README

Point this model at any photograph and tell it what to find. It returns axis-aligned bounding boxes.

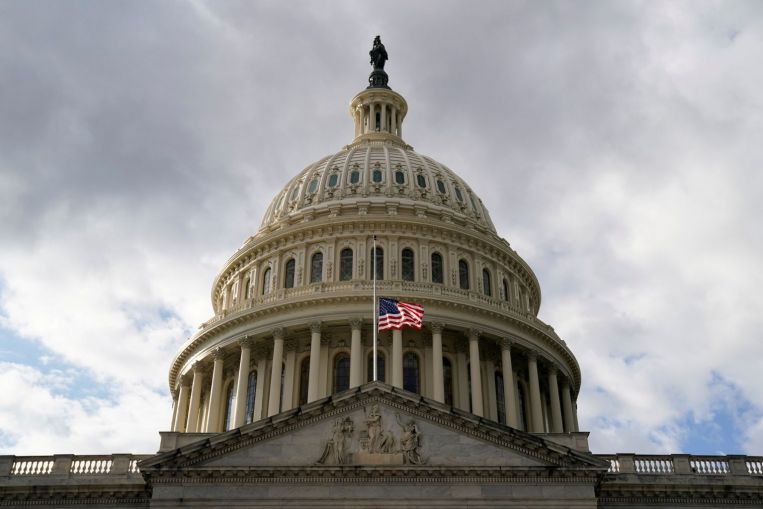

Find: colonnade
[171,321,579,436]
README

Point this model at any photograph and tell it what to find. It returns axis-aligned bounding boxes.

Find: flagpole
[372,235,378,382]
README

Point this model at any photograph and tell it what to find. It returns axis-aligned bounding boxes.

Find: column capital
[500,338,513,351]
[212,347,226,361]
[238,336,254,349]
[180,373,193,386]
[527,349,539,361]
[466,328,481,341]
[272,327,285,340]
[429,321,444,334]
[252,343,269,359]
[547,364,558,375]
[192,360,205,373]
[285,338,298,351]
[349,318,363,331]
[560,378,571,389]
[309,321,322,334]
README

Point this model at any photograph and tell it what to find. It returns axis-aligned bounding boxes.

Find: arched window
[245,371,257,424]
[394,170,405,185]
[401,248,415,281]
[340,248,353,281]
[333,353,350,393]
[307,178,318,194]
[223,382,235,431]
[431,252,443,284]
[403,352,420,393]
[350,170,360,184]
[517,383,528,431]
[502,278,509,302]
[284,258,295,289]
[459,259,469,290]
[372,168,383,183]
[367,352,385,383]
[482,268,492,297]
[328,173,339,188]
[436,179,447,194]
[416,174,427,189]
[262,267,271,295]
[371,246,383,280]
[495,371,506,425]
[243,277,251,299]
[454,187,464,202]
[298,357,310,405]
[310,252,323,283]
[443,357,454,406]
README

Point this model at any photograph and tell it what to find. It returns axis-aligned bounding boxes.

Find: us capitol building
[2,39,762,508]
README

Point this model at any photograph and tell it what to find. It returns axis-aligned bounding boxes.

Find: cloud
[0,1,761,455]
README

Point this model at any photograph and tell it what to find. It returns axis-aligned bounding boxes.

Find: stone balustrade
[598,453,763,477]
[0,454,150,480]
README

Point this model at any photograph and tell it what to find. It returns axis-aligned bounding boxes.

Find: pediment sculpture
[316,403,425,466]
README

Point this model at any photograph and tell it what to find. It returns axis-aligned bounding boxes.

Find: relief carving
[316,417,354,465]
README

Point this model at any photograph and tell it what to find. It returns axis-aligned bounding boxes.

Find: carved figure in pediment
[317,417,354,465]
[365,404,396,453]
[396,413,424,465]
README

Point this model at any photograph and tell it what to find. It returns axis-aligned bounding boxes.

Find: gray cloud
[1,0,761,454]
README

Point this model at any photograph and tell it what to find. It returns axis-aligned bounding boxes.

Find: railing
[0,454,151,478]
[597,454,763,477]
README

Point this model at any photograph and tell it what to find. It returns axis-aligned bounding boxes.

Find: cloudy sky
[1,1,761,456]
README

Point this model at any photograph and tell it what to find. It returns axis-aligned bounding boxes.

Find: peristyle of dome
[166,48,581,442]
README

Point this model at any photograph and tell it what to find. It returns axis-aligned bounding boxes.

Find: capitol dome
[166,46,581,440]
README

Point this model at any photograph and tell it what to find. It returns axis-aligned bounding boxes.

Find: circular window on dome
[307,179,319,194]
[454,187,464,202]
[395,170,405,185]
[372,169,383,183]
[436,179,447,194]
[328,174,339,188]
[416,174,427,189]
[350,170,360,184]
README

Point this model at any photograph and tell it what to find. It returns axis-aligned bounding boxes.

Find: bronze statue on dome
[370,35,388,70]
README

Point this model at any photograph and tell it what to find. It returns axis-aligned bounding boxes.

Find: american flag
[378,298,424,331]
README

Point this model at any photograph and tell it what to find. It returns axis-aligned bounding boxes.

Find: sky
[0,0,761,456]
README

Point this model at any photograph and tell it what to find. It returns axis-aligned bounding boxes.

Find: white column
[391,329,403,388]
[500,339,519,428]
[561,380,576,433]
[186,362,204,433]
[349,319,363,388]
[527,351,544,432]
[380,103,387,133]
[307,322,322,402]
[170,392,179,431]
[232,338,252,428]
[253,352,267,422]
[548,366,564,433]
[268,328,285,417]
[173,376,191,432]
[391,107,397,136]
[369,103,376,131]
[468,329,484,417]
[431,322,444,403]
[205,348,225,433]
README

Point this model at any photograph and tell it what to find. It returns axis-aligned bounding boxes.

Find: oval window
[350,170,360,184]
[307,179,318,194]
[372,169,383,183]
[395,171,405,185]
[416,174,427,188]
[328,174,339,188]
[436,179,446,194]
[290,185,300,200]
[455,187,464,202]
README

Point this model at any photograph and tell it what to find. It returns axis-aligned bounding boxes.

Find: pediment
[140,383,606,474]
